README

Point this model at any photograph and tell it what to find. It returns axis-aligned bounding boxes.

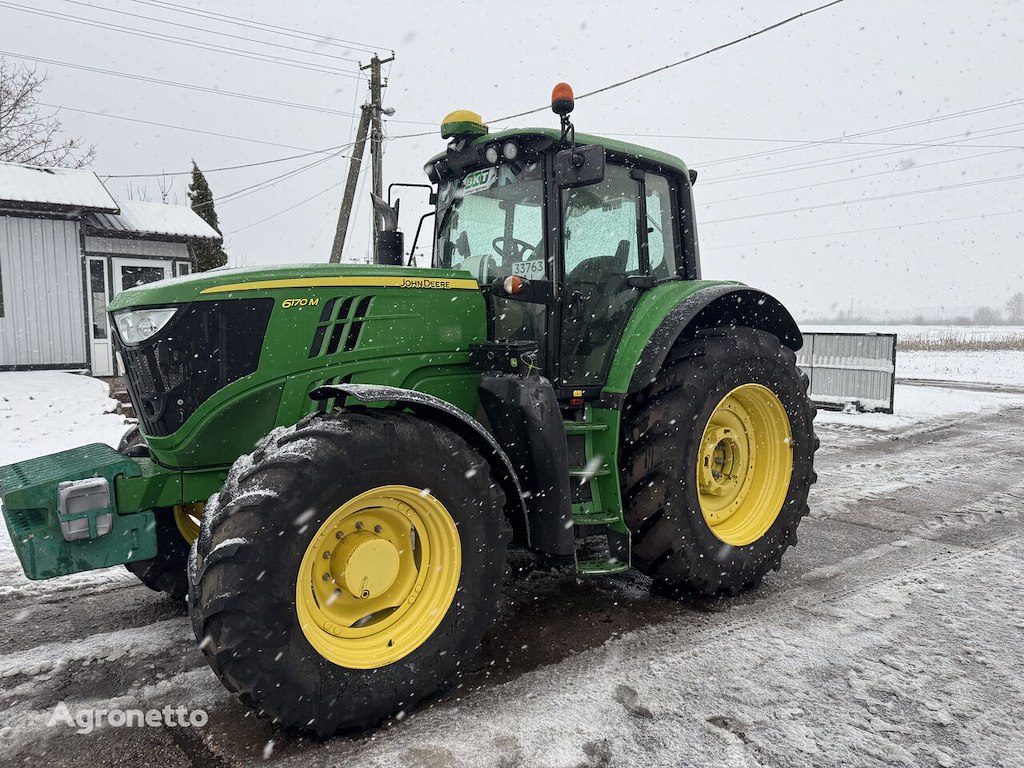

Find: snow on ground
[815,383,1024,432]
[897,349,1024,388]
[0,371,131,466]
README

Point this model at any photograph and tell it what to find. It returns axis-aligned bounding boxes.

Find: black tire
[117,426,149,457]
[124,512,190,601]
[119,426,190,601]
[187,408,508,735]
[620,328,818,596]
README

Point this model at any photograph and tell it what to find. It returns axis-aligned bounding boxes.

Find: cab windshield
[434,161,545,283]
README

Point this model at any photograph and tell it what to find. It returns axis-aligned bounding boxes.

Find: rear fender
[627,285,802,394]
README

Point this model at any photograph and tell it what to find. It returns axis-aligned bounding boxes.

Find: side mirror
[554,144,605,188]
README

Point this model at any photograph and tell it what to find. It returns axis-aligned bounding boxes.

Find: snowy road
[1,385,1023,766]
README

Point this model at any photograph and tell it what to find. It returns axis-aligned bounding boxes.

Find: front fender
[309,383,530,544]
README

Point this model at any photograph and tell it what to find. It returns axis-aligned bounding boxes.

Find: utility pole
[367,54,394,250]
[328,53,394,264]
[329,105,370,264]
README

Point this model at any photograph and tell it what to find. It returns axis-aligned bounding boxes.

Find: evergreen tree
[187,162,229,272]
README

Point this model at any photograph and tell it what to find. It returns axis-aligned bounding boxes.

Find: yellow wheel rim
[295,485,462,669]
[696,384,793,547]
[173,503,204,545]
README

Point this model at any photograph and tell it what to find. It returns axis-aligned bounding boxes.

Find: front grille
[115,299,274,437]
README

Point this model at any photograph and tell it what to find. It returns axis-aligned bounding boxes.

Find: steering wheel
[492,236,536,262]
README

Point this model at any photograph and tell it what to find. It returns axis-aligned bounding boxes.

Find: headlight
[113,308,177,345]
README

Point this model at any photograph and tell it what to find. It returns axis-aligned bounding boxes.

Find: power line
[700,122,1024,186]
[226,179,348,235]
[38,102,326,153]
[211,153,342,208]
[701,172,1024,225]
[0,1,361,77]
[604,130,1024,152]
[698,97,1024,168]
[703,209,1024,250]
[130,0,392,56]
[699,146,1022,207]
[56,0,363,66]
[101,142,354,179]
[0,50,363,117]
[487,0,847,124]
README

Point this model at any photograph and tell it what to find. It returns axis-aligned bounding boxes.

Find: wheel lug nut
[374,525,383,533]
[322,573,331,581]
[355,521,364,530]
[335,531,344,539]
[323,551,331,559]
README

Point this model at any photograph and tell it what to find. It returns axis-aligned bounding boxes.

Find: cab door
[557,163,644,389]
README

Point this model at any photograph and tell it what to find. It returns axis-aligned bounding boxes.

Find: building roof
[0,161,119,213]
[85,200,222,241]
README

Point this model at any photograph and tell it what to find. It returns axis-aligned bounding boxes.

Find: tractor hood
[106,263,489,469]
[108,263,479,311]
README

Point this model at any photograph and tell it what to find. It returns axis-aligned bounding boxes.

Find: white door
[111,258,173,375]
[87,258,114,377]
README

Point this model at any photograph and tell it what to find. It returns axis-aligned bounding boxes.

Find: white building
[0,161,222,376]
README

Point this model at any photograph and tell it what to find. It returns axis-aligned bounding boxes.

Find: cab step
[576,557,630,576]
[568,466,611,478]
[573,526,631,577]
[571,510,621,526]
[563,421,608,435]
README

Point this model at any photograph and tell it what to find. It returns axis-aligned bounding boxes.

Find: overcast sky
[2,0,1021,320]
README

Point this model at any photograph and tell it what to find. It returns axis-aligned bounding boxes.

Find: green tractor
[0,84,816,734]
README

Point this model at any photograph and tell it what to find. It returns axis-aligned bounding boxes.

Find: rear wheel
[621,328,817,596]
[188,409,507,735]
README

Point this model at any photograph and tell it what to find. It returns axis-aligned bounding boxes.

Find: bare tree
[973,305,1002,325]
[1007,292,1024,324]
[0,58,95,168]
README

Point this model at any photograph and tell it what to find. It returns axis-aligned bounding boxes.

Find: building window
[89,259,108,340]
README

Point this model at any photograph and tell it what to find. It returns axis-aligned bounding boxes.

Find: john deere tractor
[0,84,816,734]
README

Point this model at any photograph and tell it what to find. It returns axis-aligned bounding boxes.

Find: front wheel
[621,328,818,596]
[188,409,508,735]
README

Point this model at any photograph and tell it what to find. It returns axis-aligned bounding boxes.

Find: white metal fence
[796,332,897,413]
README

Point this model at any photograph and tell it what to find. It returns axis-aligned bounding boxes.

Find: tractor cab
[415,85,700,401]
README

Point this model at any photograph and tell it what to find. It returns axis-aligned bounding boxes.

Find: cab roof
[429,127,691,178]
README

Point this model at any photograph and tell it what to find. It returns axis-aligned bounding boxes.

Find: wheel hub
[331,531,401,599]
[699,427,744,497]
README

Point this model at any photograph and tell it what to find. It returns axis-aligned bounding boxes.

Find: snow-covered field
[805,324,1024,346]
[1,362,1023,766]
[805,324,1024,392]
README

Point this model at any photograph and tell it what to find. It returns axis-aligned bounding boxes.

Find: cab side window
[562,164,640,276]
[644,173,678,279]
